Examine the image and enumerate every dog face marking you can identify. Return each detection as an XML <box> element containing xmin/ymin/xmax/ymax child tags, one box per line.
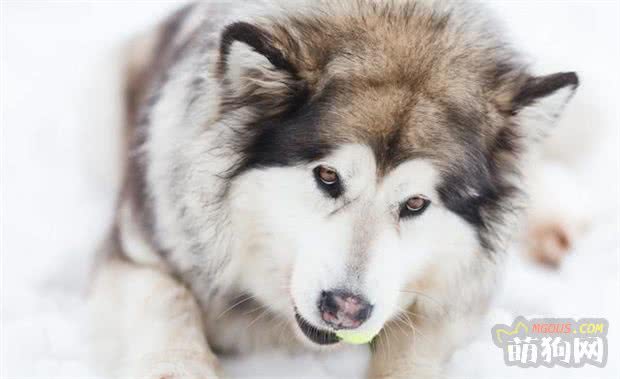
<box><xmin>216</xmin><ymin>9</ymin><xmax>578</xmax><ymax>343</ymax></box>
<box><xmin>130</xmin><ymin>1</ymin><xmax>579</xmax><ymax>349</ymax></box>
<box><xmin>229</xmin><ymin>142</ymin><xmax>482</xmax><ymax>342</ymax></box>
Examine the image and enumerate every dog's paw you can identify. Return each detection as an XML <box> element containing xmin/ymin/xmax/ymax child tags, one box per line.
<box><xmin>127</xmin><ymin>351</ymin><xmax>221</xmax><ymax>379</ymax></box>
<box><xmin>527</xmin><ymin>221</ymin><xmax>573</xmax><ymax>267</ymax></box>
<box><xmin>524</xmin><ymin>163</ymin><xmax>591</xmax><ymax>269</ymax></box>
<box><xmin>526</xmin><ymin>214</ymin><xmax>588</xmax><ymax>268</ymax></box>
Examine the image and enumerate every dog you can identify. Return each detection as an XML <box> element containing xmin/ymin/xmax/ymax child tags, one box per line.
<box><xmin>89</xmin><ymin>1</ymin><xmax>580</xmax><ymax>378</ymax></box>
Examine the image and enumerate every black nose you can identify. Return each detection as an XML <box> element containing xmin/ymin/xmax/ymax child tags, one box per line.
<box><xmin>318</xmin><ymin>290</ymin><xmax>373</xmax><ymax>329</ymax></box>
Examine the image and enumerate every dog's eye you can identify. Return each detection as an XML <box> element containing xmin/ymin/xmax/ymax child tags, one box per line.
<box><xmin>317</xmin><ymin>166</ymin><xmax>338</xmax><ymax>184</ymax></box>
<box><xmin>313</xmin><ymin>165</ymin><xmax>343</xmax><ymax>198</ymax></box>
<box><xmin>399</xmin><ymin>195</ymin><xmax>431</xmax><ymax>219</ymax></box>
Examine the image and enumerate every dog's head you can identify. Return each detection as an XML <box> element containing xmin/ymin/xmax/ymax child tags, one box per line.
<box><xmin>216</xmin><ymin>2</ymin><xmax>578</xmax><ymax>346</ymax></box>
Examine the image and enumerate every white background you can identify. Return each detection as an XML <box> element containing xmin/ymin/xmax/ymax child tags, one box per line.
<box><xmin>1</xmin><ymin>1</ymin><xmax>619</xmax><ymax>378</ymax></box>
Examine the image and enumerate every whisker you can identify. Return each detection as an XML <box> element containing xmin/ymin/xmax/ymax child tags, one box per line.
<box><xmin>399</xmin><ymin>289</ymin><xmax>446</xmax><ymax>312</ymax></box>
<box><xmin>396</xmin><ymin>306</ymin><xmax>435</xmax><ymax>322</ymax></box>
<box><xmin>399</xmin><ymin>311</ymin><xmax>433</xmax><ymax>346</ymax></box>
<box><xmin>273</xmin><ymin>317</ymin><xmax>290</xmax><ymax>347</ymax></box>
<box><xmin>384</xmin><ymin>323</ymin><xmax>394</xmax><ymax>362</ymax></box>
<box><xmin>393</xmin><ymin>314</ymin><xmax>413</xmax><ymax>338</ymax></box>
<box><xmin>243</xmin><ymin>304</ymin><xmax>266</xmax><ymax>316</ymax></box>
<box><xmin>216</xmin><ymin>294</ymin><xmax>255</xmax><ymax>320</ymax></box>
<box><xmin>400</xmin><ymin>314</ymin><xmax>417</xmax><ymax>338</ymax></box>
<box><xmin>246</xmin><ymin>306</ymin><xmax>273</xmax><ymax>329</ymax></box>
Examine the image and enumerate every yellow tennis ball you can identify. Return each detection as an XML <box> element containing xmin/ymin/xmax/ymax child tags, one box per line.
<box><xmin>335</xmin><ymin>330</ymin><xmax>378</xmax><ymax>345</ymax></box>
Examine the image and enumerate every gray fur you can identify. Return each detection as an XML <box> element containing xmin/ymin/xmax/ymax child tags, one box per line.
<box><xmin>93</xmin><ymin>1</ymin><xmax>578</xmax><ymax>377</ymax></box>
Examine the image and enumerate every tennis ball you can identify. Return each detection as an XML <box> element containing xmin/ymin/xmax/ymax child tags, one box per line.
<box><xmin>335</xmin><ymin>330</ymin><xmax>378</xmax><ymax>345</ymax></box>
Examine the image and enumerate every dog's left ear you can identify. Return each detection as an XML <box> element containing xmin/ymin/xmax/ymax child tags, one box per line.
<box><xmin>508</xmin><ymin>72</ymin><xmax>579</xmax><ymax>143</ymax></box>
<box><xmin>217</xmin><ymin>22</ymin><xmax>307</xmax><ymax>116</ymax></box>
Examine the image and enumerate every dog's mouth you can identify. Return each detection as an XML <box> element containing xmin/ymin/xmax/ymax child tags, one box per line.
<box><xmin>294</xmin><ymin>312</ymin><xmax>340</xmax><ymax>345</ymax></box>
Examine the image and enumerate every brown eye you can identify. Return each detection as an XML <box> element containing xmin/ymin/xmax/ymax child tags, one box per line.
<box><xmin>406</xmin><ymin>196</ymin><xmax>426</xmax><ymax>211</ymax></box>
<box><xmin>400</xmin><ymin>195</ymin><xmax>430</xmax><ymax>219</ymax></box>
<box><xmin>317</xmin><ymin>166</ymin><xmax>338</xmax><ymax>185</ymax></box>
<box><xmin>313</xmin><ymin>165</ymin><xmax>343</xmax><ymax>198</ymax></box>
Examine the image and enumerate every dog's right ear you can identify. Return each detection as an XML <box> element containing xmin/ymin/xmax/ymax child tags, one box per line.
<box><xmin>217</xmin><ymin>22</ymin><xmax>307</xmax><ymax>116</ymax></box>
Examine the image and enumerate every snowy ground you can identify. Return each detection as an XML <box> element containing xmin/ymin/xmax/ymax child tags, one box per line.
<box><xmin>1</xmin><ymin>1</ymin><xmax>619</xmax><ymax>378</ymax></box>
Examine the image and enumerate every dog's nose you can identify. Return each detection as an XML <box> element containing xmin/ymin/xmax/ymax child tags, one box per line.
<box><xmin>319</xmin><ymin>290</ymin><xmax>373</xmax><ymax>329</ymax></box>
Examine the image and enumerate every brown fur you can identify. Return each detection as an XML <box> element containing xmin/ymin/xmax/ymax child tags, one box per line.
<box><xmin>94</xmin><ymin>3</ymin><xmax>579</xmax><ymax>378</ymax></box>
<box><xmin>224</xmin><ymin>2</ymin><xmax>530</xmax><ymax>177</ymax></box>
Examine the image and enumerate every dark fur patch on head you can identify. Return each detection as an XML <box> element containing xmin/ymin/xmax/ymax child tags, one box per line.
<box><xmin>432</xmin><ymin>98</ymin><xmax>523</xmax><ymax>251</ymax></box>
<box><xmin>437</xmin><ymin>134</ymin><xmax>523</xmax><ymax>251</ymax></box>
<box><xmin>228</xmin><ymin>82</ymin><xmax>338</xmax><ymax>177</ymax></box>
<box><xmin>218</xmin><ymin>2</ymin><xmax>577</xmax><ymax>252</ymax></box>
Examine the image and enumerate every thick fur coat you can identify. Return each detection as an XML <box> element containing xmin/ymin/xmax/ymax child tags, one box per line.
<box><xmin>89</xmin><ymin>1</ymin><xmax>579</xmax><ymax>378</ymax></box>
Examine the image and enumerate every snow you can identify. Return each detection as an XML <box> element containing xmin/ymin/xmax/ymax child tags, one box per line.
<box><xmin>1</xmin><ymin>1</ymin><xmax>618</xmax><ymax>378</ymax></box>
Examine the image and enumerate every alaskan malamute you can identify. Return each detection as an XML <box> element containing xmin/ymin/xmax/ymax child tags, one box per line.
<box><xmin>90</xmin><ymin>1</ymin><xmax>579</xmax><ymax>377</ymax></box>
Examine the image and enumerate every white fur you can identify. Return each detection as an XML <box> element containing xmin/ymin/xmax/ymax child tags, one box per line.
<box><xmin>230</xmin><ymin>144</ymin><xmax>482</xmax><ymax>341</ymax></box>
<box><xmin>89</xmin><ymin>260</ymin><xmax>220</xmax><ymax>378</ymax></box>
<box><xmin>90</xmin><ymin>1</ymin><xmax>582</xmax><ymax>378</ymax></box>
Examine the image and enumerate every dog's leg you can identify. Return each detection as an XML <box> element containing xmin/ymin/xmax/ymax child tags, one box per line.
<box><xmin>368</xmin><ymin>299</ymin><xmax>484</xmax><ymax>379</ymax></box>
<box><xmin>368</xmin><ymin>319</ymin><xmax>444</xmax><ymax>379</ymax></box>
<box><xmin>89</xmin><ymin>258</ymin><xmax>221</xmax><ymax>379</ymax></box>
<box><xmin>524</xmin><ymin>162</ymin><xmax>590</xmax><ymax>267</ymax></box>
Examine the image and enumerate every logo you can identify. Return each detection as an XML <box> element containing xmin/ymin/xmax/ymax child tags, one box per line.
<box><xmin>492</xmin><ymin>316</ymin><xmax>608</xmax><ymax>368</ymax></box>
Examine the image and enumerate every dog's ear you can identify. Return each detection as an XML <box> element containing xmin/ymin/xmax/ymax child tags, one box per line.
<box><xmin>508</xmin><ymin>72</ymin><xmax>579</xmax><ymax>143</ymax></box>
<box><xmin>218</xmin><ymin>22</ymin><xmax>307</xmax><ymax>117</ymax></box>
